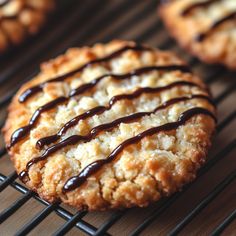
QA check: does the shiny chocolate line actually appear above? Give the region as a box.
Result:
[0,14,18,21]
[19,97,214,183]
[69,65,190,97]
[9,97,67,148]
[62,107,216,192]
[18,45,152,103]
[196,11,236,42]
[36,80,200,149]
[181,0,220,16]
[10,65,190,148]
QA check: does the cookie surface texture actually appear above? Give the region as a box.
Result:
[3,40,216,211]
[160,0,236,69]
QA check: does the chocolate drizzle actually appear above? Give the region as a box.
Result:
[196,11,236,42]
[17,81,204,181]
[19,97,215,183]
[181,0,220,16]
[62,107,216,192]
[10,65,191,148]
[9,97,67,148]
[11,44,216,194]
[36,81,200,149]
[181,0,236,42]
[18,45,152,103]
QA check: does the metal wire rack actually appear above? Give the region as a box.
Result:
[0,0,236,235]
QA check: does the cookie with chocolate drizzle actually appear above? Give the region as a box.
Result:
[3,40,216,210]
[0,0,54,53]
[160,0,236,69]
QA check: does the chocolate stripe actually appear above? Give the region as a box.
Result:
[36,80,200,149]
[196,11,236,42]
[19,45,152,103]
[180,1,236,42]
[10,65,191,148]
[181,0,220,16]
[19,99,215,183]
[62,107,216,192]
[9,97,67,148]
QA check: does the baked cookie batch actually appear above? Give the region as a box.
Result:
[3,0,231,211]
[0,0,54,53]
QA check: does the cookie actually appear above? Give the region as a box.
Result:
[3,40,217,211]
[0,0,54,53]
[160,0,236,69]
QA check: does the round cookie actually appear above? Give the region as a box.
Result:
[159,0,236,69]
[0,0,54,53]
[3,40,216,211]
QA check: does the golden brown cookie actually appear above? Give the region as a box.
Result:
[3,40,216,211]
[160,0,236,69]
[0,0,54,53]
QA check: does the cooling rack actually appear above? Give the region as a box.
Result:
[0,0,236,235]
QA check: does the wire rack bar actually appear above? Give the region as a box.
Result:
[15,203,59,236]
[217,110,236,133]
[168,170,236,235]
[53,211,90,236]
[211,208,236,236]
[65,0,134,48]
[0,172,99,235]
[94,210,128,236]
[100,1,158,43]
[0,191,33,223]
[0,171,18,192]
[136,20,162,43]
[214,84,236,104]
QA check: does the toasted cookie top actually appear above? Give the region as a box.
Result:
[4,40,216,210]
[160,0,236,69]
[0,0,54,53]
